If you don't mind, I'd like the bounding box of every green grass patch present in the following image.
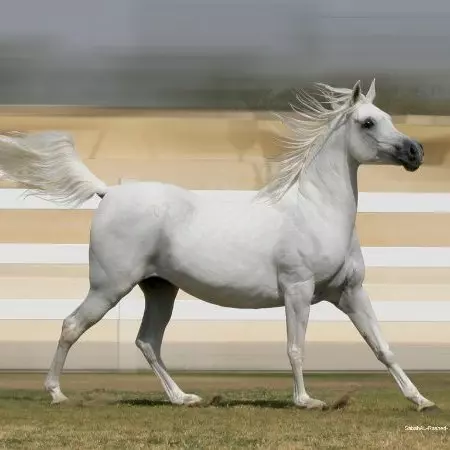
[0,372,449,449]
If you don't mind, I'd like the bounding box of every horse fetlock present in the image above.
[44,375,59,391]
[44,380,69,404]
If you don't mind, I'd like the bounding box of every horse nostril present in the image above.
[409,145,418,159]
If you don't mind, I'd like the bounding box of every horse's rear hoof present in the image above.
[418,403,440,414]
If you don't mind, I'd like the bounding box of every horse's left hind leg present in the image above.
[136,277,202,405]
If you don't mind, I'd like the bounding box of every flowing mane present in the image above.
[258,83,363,203]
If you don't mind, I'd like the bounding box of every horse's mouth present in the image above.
[397,155,422,172]
[402,161,421,172]
[385,151,422,172]
[396,144,424,172]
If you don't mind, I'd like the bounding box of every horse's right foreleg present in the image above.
[283,278,327,409]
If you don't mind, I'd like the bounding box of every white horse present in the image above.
[0,80,436,411]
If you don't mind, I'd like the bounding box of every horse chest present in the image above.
[306,234,351,282]
[307,213,354,278]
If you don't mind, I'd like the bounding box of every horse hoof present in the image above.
[418,402,439,414]
[295,398,327,410]
[183,394,203,405]
[172,393,203,406]
[51,393,69,405]
[307,399,327,410]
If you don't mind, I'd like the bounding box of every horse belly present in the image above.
[153,198,284,308]
[176,276,281,309]
[158,245,281,309]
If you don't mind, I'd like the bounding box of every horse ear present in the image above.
[366,78,376,103]
[350,80,362,105]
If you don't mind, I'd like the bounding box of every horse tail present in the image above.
[0,131,107,206]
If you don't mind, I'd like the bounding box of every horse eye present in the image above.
[361,118,375,129]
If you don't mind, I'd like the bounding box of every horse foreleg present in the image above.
[338,285,436,411]
[284,279,327,409]
[136,278,202,405]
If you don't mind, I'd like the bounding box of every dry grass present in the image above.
[0,372,449,449]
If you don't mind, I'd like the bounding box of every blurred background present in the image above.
[0,0,450,113]
[1,0,450,373]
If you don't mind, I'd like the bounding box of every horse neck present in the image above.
[286,126,359,231]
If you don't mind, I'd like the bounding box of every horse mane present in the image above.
[257,83,363,203]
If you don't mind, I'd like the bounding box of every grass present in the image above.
[0,372,449,449]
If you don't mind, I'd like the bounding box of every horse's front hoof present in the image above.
[295,397,327,410]
[173,393,203,406]
[183,394,203,405]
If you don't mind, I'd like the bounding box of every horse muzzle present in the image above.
[394,139,424,172]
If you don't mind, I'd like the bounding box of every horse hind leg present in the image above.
[136,277,202,405]
[44,273,138,404]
